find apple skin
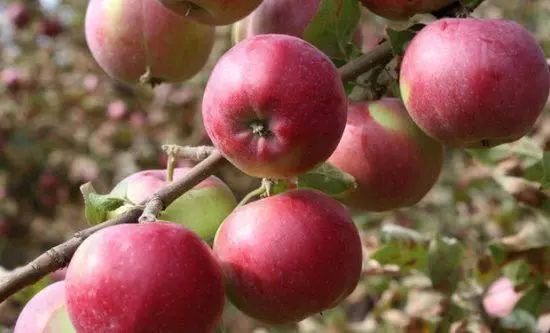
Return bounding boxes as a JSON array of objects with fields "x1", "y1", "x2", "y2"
[
  {"x1": 327, "y1": 99, "x2": 444, "y2": 212},
  {"x1": 156, "y1": 0, "x2": 262, "y2": 26},
  {"x1": 360, "y1": 0, "x2": 453, "y2": 20},
  {"x1": 109, "y1": 167, "x2": 237, "y2": 243},
  {"x1": 65, "y1": 222, "x2": 225, "y2": 333},
  {"x1": 202, "y1": 34, "x2": 347, "y2": 179},
  {"x1": 13, "y1": 281, "x2": 76, "y2": 333},
  {"x1": 85, "y1": 0, "x2": 215, "y2": 85},
  {"x1": 400, "y1": 18, "x2": 550, "y2": 148},
  {"x1": 213, "y1": 188, "x2": 363, "y2": 325},
  {"x1": 482, "y1": 277, "x2": 523, "y2": 318}
]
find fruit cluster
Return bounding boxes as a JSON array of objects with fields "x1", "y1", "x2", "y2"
[{"x1": 11, "y1": 0, "x2": 550, "y2": 332}]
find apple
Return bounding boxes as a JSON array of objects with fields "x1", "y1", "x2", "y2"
[
  {"x1": 360, "y1": 0, "x2": 453, "y2": 20},
  {"x1": 231, "y1": 0, "x2": 364, "y2": 47},
  {"x1": 85, "y1": 0, "x2": 215, "y2": 85},
  {"x1": 109, "y1": 167, "x2": 237, "y2": 243},
  {"x1": 39, "y1": 18, "x2": 64, "y2": 38},
  {"x1": 213, "y1": 188, "x2": 363, "y2": 324},
  {"x1": 65, "y1": 222, "x2": 225, "y2": 333},
  {"x1": 482, "y1": 277, "x2": 523, "y2": 318},
  {"x1": 202, "y1": 34, "x2": 348, "y2": 179},
  {"x1": 327, "y1": 99, "x2": 444, "y2": 212},
  {"x1": 6, "y1": 2, "x2": 30, "y2": 29},
  {"x1": 13, "y1": 281, "x2": 76, "y2": 333},
  {"x1": 1, "y1": 67, "x2": 24, "y2": 93},
  {"x1": 156, "y1": 0, "x2": 262, "y2": 26},
  {"x1": 400, "y1": 18, "x2": 550, "y2": 148}
]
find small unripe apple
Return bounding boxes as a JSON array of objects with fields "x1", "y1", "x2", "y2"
[
  {"x1": 13, "y1": 281, "x2": 76, "y2": 333},
  {"x1": 360, "y1": 0, "x2": 453, "y2": 20},
  {"x1": 482, "y1": 277, "x2": 523, "y2": 318},
  {"x1": 109, "y1": 168, "x2": 236, "y2": 243},
  {"x1": 85, "y1": 0, "x2": 215, "y2": 85},
  {"x1": 400, "y1": 18, "x2": 550, "y2": 148},
  {"x1": 156, "y1": 0, "x2": 262, "y2": 26},
  {"x1": 328, "y1": 99, "x2": 443, "y2": 212},
  {"x1": 202, "y1": 34, "x2": 347, "y2": 179},
  {"x1": 65, "y1": 222, "x2": 225, "y2": 333},
  {"x1": 213, "y1": 188, "x2": 363, "y2": 324}
]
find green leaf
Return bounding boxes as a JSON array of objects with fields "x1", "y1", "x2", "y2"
[
  {"x1": 539, "y1": 152, "x2": 550, "y2": 189},
  {"x1": 80, "y1": 182, "x2": 126, "y2": 226},
  {"x1": 427, "y1": 236, "x2": 464, "y2": 294},
  {"x1": 500, "y1": 309, "x2": 538, "y2": 332},
  {"x1": 514, "y1": 281, "x2": 550, "y2": 317},
  {"x1": 502, "y1": 260, "x2": 532, "y2": 287},
  {"x1": 385, "y1": 26, "x2": 420, "y2": 56},
  {"x1": 303, "y1": 0, "x2": 360, "y2": 60},
  {"x1": 371, "y1": 224, "x2": 429, "y2": 272},
  {"x1": 467, "y1": 137, "x2": 543, "y2": 167},
  {"x1": 295, "y1": 162, "x2": 357, "y2": 197}
]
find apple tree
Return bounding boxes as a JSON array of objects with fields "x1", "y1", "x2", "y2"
[{"x1": 1, "y1": 0, "x2": 550, "y2": 332}]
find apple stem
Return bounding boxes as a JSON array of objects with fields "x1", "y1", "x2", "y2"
[
  {"x1": 237, "y1": 181, "x2": 268, "y2": 208},
  {"x1": 167, "y1": 152, "x2": 176, "y2": 182}
]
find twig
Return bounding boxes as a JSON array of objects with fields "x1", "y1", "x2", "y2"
[
  {"x1": 161, "y1": 145, "x2": 216, "y2": 162},
  {"x1": 0, "y1": 150, "x2": 227, "y2": 302},
  {"x1": 139, "y1": 195, "x2": 163, "y2": 223}
]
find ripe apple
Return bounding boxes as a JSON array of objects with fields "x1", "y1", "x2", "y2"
[
  {"x1": 156, "y1": 0, "x2": 262, "y2": 26},
  {"x1": 6, "y1": 2, "x2": 30, "y2": 29},
  {"x1": 109, "y1": 167, "x2": 236, "y2": 243},
  {"x1": 482, "y1": 277, "x2": 523, "y2": 318},
  {"x1": 13, "y1": 281, "x2": 76, "y2": 333},
  {"x1": 213, "y1": 188, "x2": 363, "y2": 324},
  {"x1": 85, "y1": 0, "x2": 215, "y2": 85},
  {"x1": 202, "y1": 34, "x2": 347, "y2": 179},
  {"x1": 65, "y1": 222, "x2": 225, "y2": 333},
  {"x1": 400, "y1": 18, "x2": 550, "y2": 148},
  {"x1": 231, "y1": 0, "x2": 364, "y2": 47},
  {"x1": 328, "y1": 99, "x2": 444, "y2": 212},
  {"x1": 360, "y1": 0, "x2": 453, "y2": 20}
]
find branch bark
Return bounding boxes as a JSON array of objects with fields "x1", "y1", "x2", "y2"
[
  {"x1": 0, "y1": 0, "x2": 484, "y2": 302},
  {"x1": 0, "y1": 150, "x2": 227, "y2": 302}
]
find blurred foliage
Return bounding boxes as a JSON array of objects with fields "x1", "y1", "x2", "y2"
[{"x1": 1, "y1": 0, "x2": 550, "y2": 332}]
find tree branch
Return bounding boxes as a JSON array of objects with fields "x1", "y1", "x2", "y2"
[
  {"x1": 0, "y1": 150, "x2": 227, "y2": 302},
  {"x1": 0, "y1": 0, "x2": 484, "y2": 302}
]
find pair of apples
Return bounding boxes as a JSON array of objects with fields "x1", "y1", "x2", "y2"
[{"x1": 14, "y1": 173, "x2": 363, "y2": 332}]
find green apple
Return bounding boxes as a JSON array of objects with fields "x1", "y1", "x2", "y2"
[
  {"x1": 109, "y1": 168, "x2": 236, "y2": 243},
  {"x1": 13, "y1": 281, "x2": 76, "y2": 333}
]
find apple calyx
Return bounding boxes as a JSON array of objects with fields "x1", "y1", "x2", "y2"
[
  {"x1": 249, "y1": 120, "x2": 272, "y2": 137},
  {"x1": 139, "y1": 66, "x2": 164, "y2": 87}
]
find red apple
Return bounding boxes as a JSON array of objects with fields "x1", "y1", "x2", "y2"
[
  {"x1": 85, "y1": 0, "x2": 215, "y2": 85},
  {"x1": 213, "y1": 188, "x2": 363, "y2": 324},
  {"x1": 39, "y1": 18, "x2": 64, "y2": 38},
  {"x1": 157, "y1": 0, "x2": 262, "y2": 26},
  {"x1": 109, "y1": 168, "x2": 236, "y2": 242},
  {"x1": 328, "y1": 99, "x2": 444, "y2": 212},
  {"x1": 400, "y1": 18, "x2": 550, "y2": 148},
  {"x1": 13, "y1": 281, "x2": 76, "y2": 333},
  {"x1": 65, "y1": 222, "x2": 225, "y2": 333},
  {"x1": 6, "y1": 2, "x2": 30, "y2": 29},
  {"x1": 360, "y1": 0, "x2": 453, "y2": 20},
  {"x1": 231, "y1": 0, "x2": 323, "y2": 42},
  {"x1": 202, "y1": 34, "x2": 347, "y2": 179},
  {"x1": 231, "y1": 0, "x2": 365, "y2": 47},
  {"x1": 482, "y1": 277, "x2": 523, "y2": 318}
]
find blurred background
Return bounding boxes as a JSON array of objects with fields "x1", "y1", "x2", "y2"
[{"x1": 1, "y1": 0, "x2": 550, "y2": 332}]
